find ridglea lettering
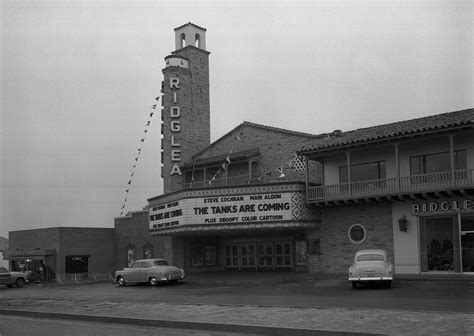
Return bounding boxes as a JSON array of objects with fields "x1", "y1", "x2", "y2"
[
  {"x1": 169, "y1": 77, "x2": 182, "y2": 176},
  {"x1": 412, "y1": 200, "x2": 473, "y2": 214}
]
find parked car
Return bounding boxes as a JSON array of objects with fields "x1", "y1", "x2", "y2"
[
  {"x1": 348, "y1": 249, "x2": 394, "y2": 288},
  {"x1": 0, "y1": 267, "x2": 28, "y2": 288},
  {"x1": 115, "y1": 258, "x2": 185, "y2": 286}
]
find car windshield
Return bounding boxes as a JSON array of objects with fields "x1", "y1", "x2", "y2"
[
  {"x1": 357, "y1": 254, "x2": 385, "y2": 262},
  {"x1": 153, "y1": 260, "x2": 169, "y2": 266}
]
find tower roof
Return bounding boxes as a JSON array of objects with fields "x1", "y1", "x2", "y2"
[{"x1": 174, "y1": 22, "x2": 207, "y2": 32}]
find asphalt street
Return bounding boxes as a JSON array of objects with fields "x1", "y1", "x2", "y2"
[
  {"x1": 2, "y1": 275, "x2": 473, "y2": 313},
  {"x1": 1, "y1": 274, "x2": 473, "y2": 335}
]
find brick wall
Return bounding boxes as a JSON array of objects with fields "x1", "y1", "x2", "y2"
[
  {"x1": 58, "y1": 227, "x2": 114, "y2": 276},
  {"x1": 114, "y1": 211, "x2": 167, "y2": 271},
  {"x1": 319, "y1": 203, "x2": 394, "y2": 273},
  {"x1": 162, "y1": 46, "x2": 211, "y2": 193},
  {"x1": 193, "y1": 125, "x2": 321, "y2": 185},
  {"x1": 8, "y1": 227, "x2": 114, "y2": 278}
]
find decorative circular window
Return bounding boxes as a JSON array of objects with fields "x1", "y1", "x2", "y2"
[{"x1": 348, "y1": 224, "x2": 366, "y2": 244}]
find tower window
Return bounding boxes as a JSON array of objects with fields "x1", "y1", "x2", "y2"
[
  {"x1": 180, "y1": 33, "x2": 186, "y2": 48},
  {"x1": 195, "y1": 33, "x2": 200, "y2": 48}
]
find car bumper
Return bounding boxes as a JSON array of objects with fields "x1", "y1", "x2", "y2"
[{"x1": 349, "y1": 276, "x2": 393, "y2": 281}]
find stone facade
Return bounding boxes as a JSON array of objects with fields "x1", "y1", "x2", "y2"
[{"x1": 320, "y1": 203, "x2": 394, "y2": 273}]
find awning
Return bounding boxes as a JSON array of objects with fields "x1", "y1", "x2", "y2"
[{"x1": 3, "y1": 249, "x2": 56, "y2": 260}]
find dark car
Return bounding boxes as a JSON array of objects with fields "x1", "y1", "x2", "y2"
[{"x1": 0, "y1": 267, "x2": 28, "y2": 288}]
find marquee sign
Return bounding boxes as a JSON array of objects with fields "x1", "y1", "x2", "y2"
[{"x1": 149, "y1": 192, "x2": 317, "y2": 230}]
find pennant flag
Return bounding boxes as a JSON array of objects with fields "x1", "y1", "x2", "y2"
[
  {"x1": 276, "y1": 166, "x2": 286, "y2": 179},
  {"x1": 151, "y1": 104, "x2": 156, "y2": 109},
  {"x1": 146, "y1": 121, "x2": 151, "y2": 126},
  {"x1": 225, "y1": 156, "x2": 231, "y2": 164},
  {"x1": 135, "y1": 157, "x2": 138, "y2": 161},
  {"x1": 144, "y1": 129, "x2": 148, "y2": 133},
  {"x1": 149, "y1": 112, "x2": 154, "y2": 117},
  {"x1": 140, "y1": 138, "x2": 145, "y2": 142},
  {"x1": 155, "y1": 96, "x2": 160, "y2": 101},
  {"x1": 125, "y1": 189, "x2": 129, "y2": 193},
  {"x1": 128, "y1": 180, "x2": 131, "y2": 185}
]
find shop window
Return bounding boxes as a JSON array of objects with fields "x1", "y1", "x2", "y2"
[
  {"x1": 308, "y1": 239, "x2": 321, "y2": 255},
  {"x1": 348, "y1": 224, "x2": 366, "y2": 244},
  {"x1": 204, "y1": 246, "x2": 216, "y2": 266},
  {"x1": 191, "y1": 242, "x2": 217, "y2": 267},
  {"x1": 295, "y1": 240, "x2": 307, "y2": 265},
  {"x1": 65, "y1": 256, "x2": 88, "y2": 274},
  {"x1": 126, "y1": 244, "x2": 135, "y2": 267},
  {"x1": 339, "y1": 161, "x2": 386, "y2": 183},
  {"x1": 143, "y1": 243, "x2": 153, "y2": 259},
  {"x1": 191, "y1": 244, "x2": 204, "y2": 266},
  {"x1": 420, "y1": 216, "x2": 460, "y2": 272},
  {"x1": 410, "y1": 150, "x2": 466, "y2": 175}
]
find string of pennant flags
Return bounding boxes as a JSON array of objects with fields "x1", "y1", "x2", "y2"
[
  {"x1": 120, "y1": 96, "x2": 160, "y2": 216},
  {"x1": 195, "y1": 130, "x2": 306, "y2": 187}
]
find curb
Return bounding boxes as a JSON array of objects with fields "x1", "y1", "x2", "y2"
[{"x1": 0, "y1": 309, "x2": 383, "y2": 336}]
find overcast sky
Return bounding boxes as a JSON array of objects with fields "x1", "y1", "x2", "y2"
[{"x1": 1, "y1": 0, "x2": 473, "y2": 238}]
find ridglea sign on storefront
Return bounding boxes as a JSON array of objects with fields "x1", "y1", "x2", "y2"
[
  {"x1": 149, "y1": 192, "x2": 312, "y2": 230},
  {"x1": 411, "y1": 199, "x2": 473, "y2": 215}
]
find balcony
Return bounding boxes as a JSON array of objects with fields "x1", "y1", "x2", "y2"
[
  {"x1": 307, "y1": 168, "x2": 474, "y2": 204},
  {"x1": 184, "y1": 174, "x2": 263, "y2": 189}
]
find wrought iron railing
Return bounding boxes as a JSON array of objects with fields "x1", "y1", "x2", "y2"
[
  {"x1": 184, "y1": 174, "x2": 263, "y2": 189},
  {"x1": 308, "y1": 168, "x2": 474, "y2": 202}
]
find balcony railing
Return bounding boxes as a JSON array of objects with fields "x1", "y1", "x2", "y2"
[
  {"x1": 307, "y1": 168, "x2": 474, "y2": 202},
  {"x1": 184, "y1": 174, "x2": 263, "y2": 189}
]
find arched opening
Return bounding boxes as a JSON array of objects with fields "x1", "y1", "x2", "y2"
[
  {"x1": 180, "y1": 33, "x2": 186, "y2": 48},
  {"x1": 195, "y1": 33, "x2": 200, "y2": 48}
]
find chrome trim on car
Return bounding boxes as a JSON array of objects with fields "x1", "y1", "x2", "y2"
[{"x1": 349, "y1": 276, "x2": 393, "y2": 281}]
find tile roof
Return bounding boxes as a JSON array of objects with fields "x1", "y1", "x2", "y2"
[
  {"x1": 174, "y1": 22, "x2": 207, "y2": 32},
  {"x1": 300, "y1": 108, "x2": 474, "y2": 154}
]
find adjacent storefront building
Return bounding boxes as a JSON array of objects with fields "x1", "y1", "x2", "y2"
[{"x1": 301, "y1": 109, "x2": 474, "y2": 275}]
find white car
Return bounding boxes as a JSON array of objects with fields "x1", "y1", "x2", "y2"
[
  {"x1": 0, "y1": 267, "x2": 28, "y2": 288},
  {"x1": 348, "y1": 249, "x2": 394, "y2": 288},
  {"x1": 115, "y1": 258, "x2": 185, "y2": 286}
]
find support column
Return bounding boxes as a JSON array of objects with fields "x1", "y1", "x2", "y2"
[
  {"x1": 449, "y1": 134, "x2": 455, "y2": 185},
  {"x1": 305, "y1": 156, "x2": 310, "y2": 204},
  {"x1": 394, "y1": 143, "x2": 400, "y2": 191},
  {"x1": 248, "y1": 160, "x2": 252, "y2": 184},
  {"x1": 346, "y1": 151, "x2": 352, "y2": 196}
]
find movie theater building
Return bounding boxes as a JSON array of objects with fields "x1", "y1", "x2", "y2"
[
  {"x1": 115, "y1": 23, "x2": 323, "y2": 273},
  {"x1": 301, "y1": 109, "x2": 474, "y2": 275}
]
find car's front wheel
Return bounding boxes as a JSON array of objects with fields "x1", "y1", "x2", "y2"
[
  {"x1": 149, "y1": 277, "x2": 159, "y2": 286},
  {"x1": 352, "y1": 281, "x2": 358, "y2": 289},
  {"x1": 15, "y1": 278, "x2": 25, "y2": 288},
  {"x1": 117, "y1": 276, "x2": 126, "y2": 287}
]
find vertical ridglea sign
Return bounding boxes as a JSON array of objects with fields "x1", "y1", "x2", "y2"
[{"x1": 169, "y1": 77, "x2": 182, "y2": 176}]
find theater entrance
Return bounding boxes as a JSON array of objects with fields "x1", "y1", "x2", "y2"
[{"x1": 225, "y1": 241, "x2": 293, "y2": 271}]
